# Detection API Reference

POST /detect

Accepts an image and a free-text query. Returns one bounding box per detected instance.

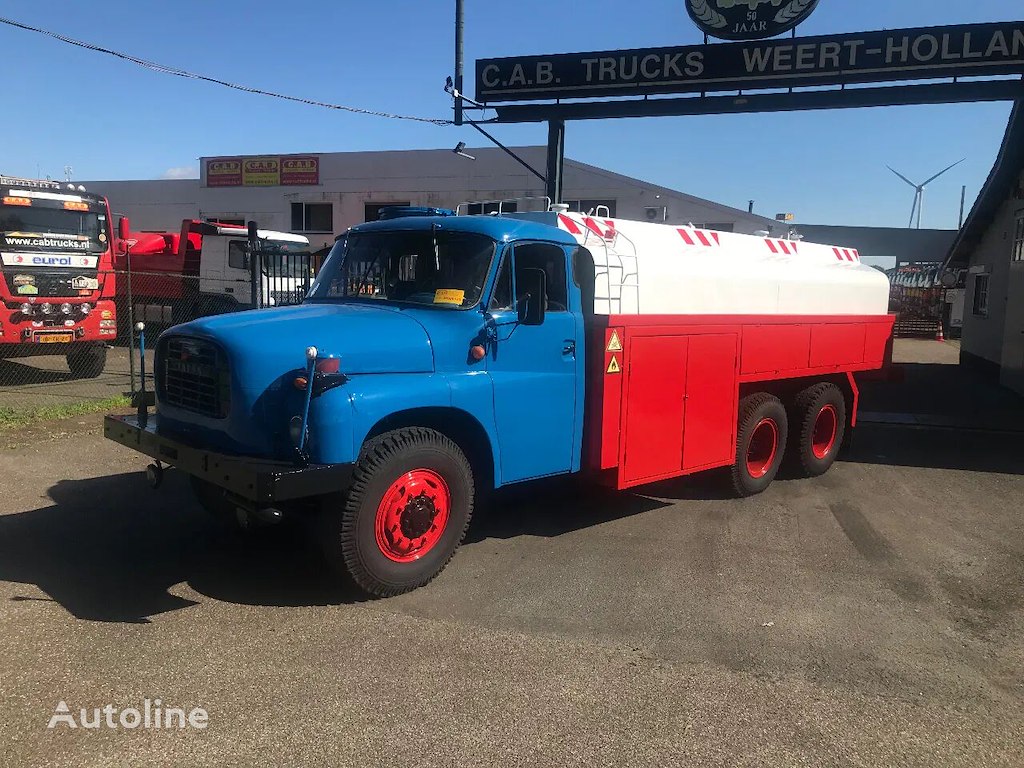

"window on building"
[364,202,411,222]
[466,201,518,215]
[291,202,333,233]
[704,222,736,232]
[1013,210,1024,262]
[973,274,990,316]
[563,199,617,217]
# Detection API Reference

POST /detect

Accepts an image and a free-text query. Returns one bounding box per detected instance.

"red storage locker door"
[682,334,738,471]
[622,335,688,483]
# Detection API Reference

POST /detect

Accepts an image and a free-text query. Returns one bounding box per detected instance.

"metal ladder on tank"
[580,206,639,314]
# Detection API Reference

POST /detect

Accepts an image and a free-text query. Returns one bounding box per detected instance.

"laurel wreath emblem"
[687,0,727,29]
[775,0,817,25]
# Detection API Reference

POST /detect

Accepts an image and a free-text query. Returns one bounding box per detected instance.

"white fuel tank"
[517,212,890,317]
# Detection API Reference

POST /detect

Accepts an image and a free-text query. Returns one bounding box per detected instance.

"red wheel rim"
[746,418,779,479]
[374,469,451,563]
[811,404,838,460]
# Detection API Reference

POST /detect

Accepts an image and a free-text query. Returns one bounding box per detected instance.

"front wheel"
[323,427,474,598]
[66,344,107,379]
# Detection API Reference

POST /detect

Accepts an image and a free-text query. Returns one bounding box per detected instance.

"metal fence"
[1,253,311,417]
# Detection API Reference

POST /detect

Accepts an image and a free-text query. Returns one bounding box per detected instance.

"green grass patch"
[0,395,131,431]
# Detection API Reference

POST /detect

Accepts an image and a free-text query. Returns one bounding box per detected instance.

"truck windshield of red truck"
[308,230,495,309]
[0,198,108,253]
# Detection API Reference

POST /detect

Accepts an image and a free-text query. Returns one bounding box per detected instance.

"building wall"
[85,147,777,252]
[998,174,1024,395]
[960,174,1023,372]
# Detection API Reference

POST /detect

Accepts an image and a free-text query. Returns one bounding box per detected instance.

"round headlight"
[60,303,73,315]
[79,303,91,315]
[19,303,33,315]
[39,303,54,315]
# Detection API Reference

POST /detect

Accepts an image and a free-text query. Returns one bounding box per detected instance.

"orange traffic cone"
[935,321,945,342]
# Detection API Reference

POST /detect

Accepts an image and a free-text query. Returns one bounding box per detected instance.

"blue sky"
[0,0,1016,228]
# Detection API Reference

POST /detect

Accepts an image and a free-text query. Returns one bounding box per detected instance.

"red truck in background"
[114,220,312,331]
[0,175,119,378]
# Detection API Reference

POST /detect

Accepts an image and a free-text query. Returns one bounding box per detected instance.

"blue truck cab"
[106,211,595,596]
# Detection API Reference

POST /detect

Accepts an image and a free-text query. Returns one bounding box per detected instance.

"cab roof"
[348,214,577,246]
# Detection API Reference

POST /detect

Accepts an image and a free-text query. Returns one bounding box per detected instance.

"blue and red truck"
[106,206,894,596]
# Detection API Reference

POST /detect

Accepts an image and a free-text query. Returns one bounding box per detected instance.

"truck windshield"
[261,247,311,279]
[308,230,495,309]
[0,204,107,253]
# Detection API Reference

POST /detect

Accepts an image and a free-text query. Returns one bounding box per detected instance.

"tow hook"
[145,461,164,489]
[254,507,284,525]
[234,505,285,529]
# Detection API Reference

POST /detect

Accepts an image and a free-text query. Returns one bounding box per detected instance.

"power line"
[0,16,452,126]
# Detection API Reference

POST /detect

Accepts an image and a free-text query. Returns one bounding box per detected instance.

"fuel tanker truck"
[105,206,894,597]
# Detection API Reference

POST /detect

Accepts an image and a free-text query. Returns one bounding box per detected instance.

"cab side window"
[228,241,248,270]
[488,252,514,311]
[513,243,568,311]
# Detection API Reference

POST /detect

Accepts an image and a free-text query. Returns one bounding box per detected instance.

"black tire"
[65,344,107,379]
[190,475,242,528]
[323,427,474,598]
[789,382,847,478]
[730,393,788,498]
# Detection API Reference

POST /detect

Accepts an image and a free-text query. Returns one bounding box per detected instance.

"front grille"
[160,336,229,418]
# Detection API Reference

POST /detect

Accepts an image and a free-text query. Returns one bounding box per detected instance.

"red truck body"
[586,313,895,489]
[114,220,310,327]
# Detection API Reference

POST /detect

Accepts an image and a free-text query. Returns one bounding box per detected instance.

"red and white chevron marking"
[558,214,617,240]
[677,228,721,247]
[557,213,582,234]
[764,238,798,255]
[832,247,860,262]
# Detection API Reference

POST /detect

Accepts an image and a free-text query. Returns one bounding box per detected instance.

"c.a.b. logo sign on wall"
[686,0,821,41]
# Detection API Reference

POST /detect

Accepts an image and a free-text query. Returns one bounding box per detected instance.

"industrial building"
[945,102,1024,396]
[794,225,957,271]
[84,146,779,254]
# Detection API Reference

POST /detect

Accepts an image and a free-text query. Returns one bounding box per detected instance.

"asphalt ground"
[1,342,1022,766]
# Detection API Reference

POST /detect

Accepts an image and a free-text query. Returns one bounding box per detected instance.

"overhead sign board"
[686,0,822,42]
[476,21,1024,103]
[204,155,320,187]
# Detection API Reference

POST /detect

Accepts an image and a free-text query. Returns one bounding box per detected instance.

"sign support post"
[545,119,565,206]
[454,0,464,126]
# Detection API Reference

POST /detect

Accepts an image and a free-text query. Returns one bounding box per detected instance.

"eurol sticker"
[0,253,99,268]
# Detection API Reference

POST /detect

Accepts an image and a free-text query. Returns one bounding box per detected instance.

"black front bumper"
[104,414,353,503]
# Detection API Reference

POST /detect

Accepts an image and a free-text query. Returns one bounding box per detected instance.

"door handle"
[562,341,576,355]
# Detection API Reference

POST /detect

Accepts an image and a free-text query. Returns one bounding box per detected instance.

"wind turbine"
[887,159,965,229]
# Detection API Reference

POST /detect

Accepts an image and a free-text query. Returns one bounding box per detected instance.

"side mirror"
[518,268,547,326]
[117,217,130,240]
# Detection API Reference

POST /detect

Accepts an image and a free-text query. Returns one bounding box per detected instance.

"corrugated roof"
[946,99,1024,268]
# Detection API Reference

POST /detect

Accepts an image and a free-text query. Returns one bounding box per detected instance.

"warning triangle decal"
[607,331,622,352]
[606,355,621,374]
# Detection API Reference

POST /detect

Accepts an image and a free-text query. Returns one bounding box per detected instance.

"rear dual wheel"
[731,393,788,497]
[321,427,474,598]
[789,382,846,477]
